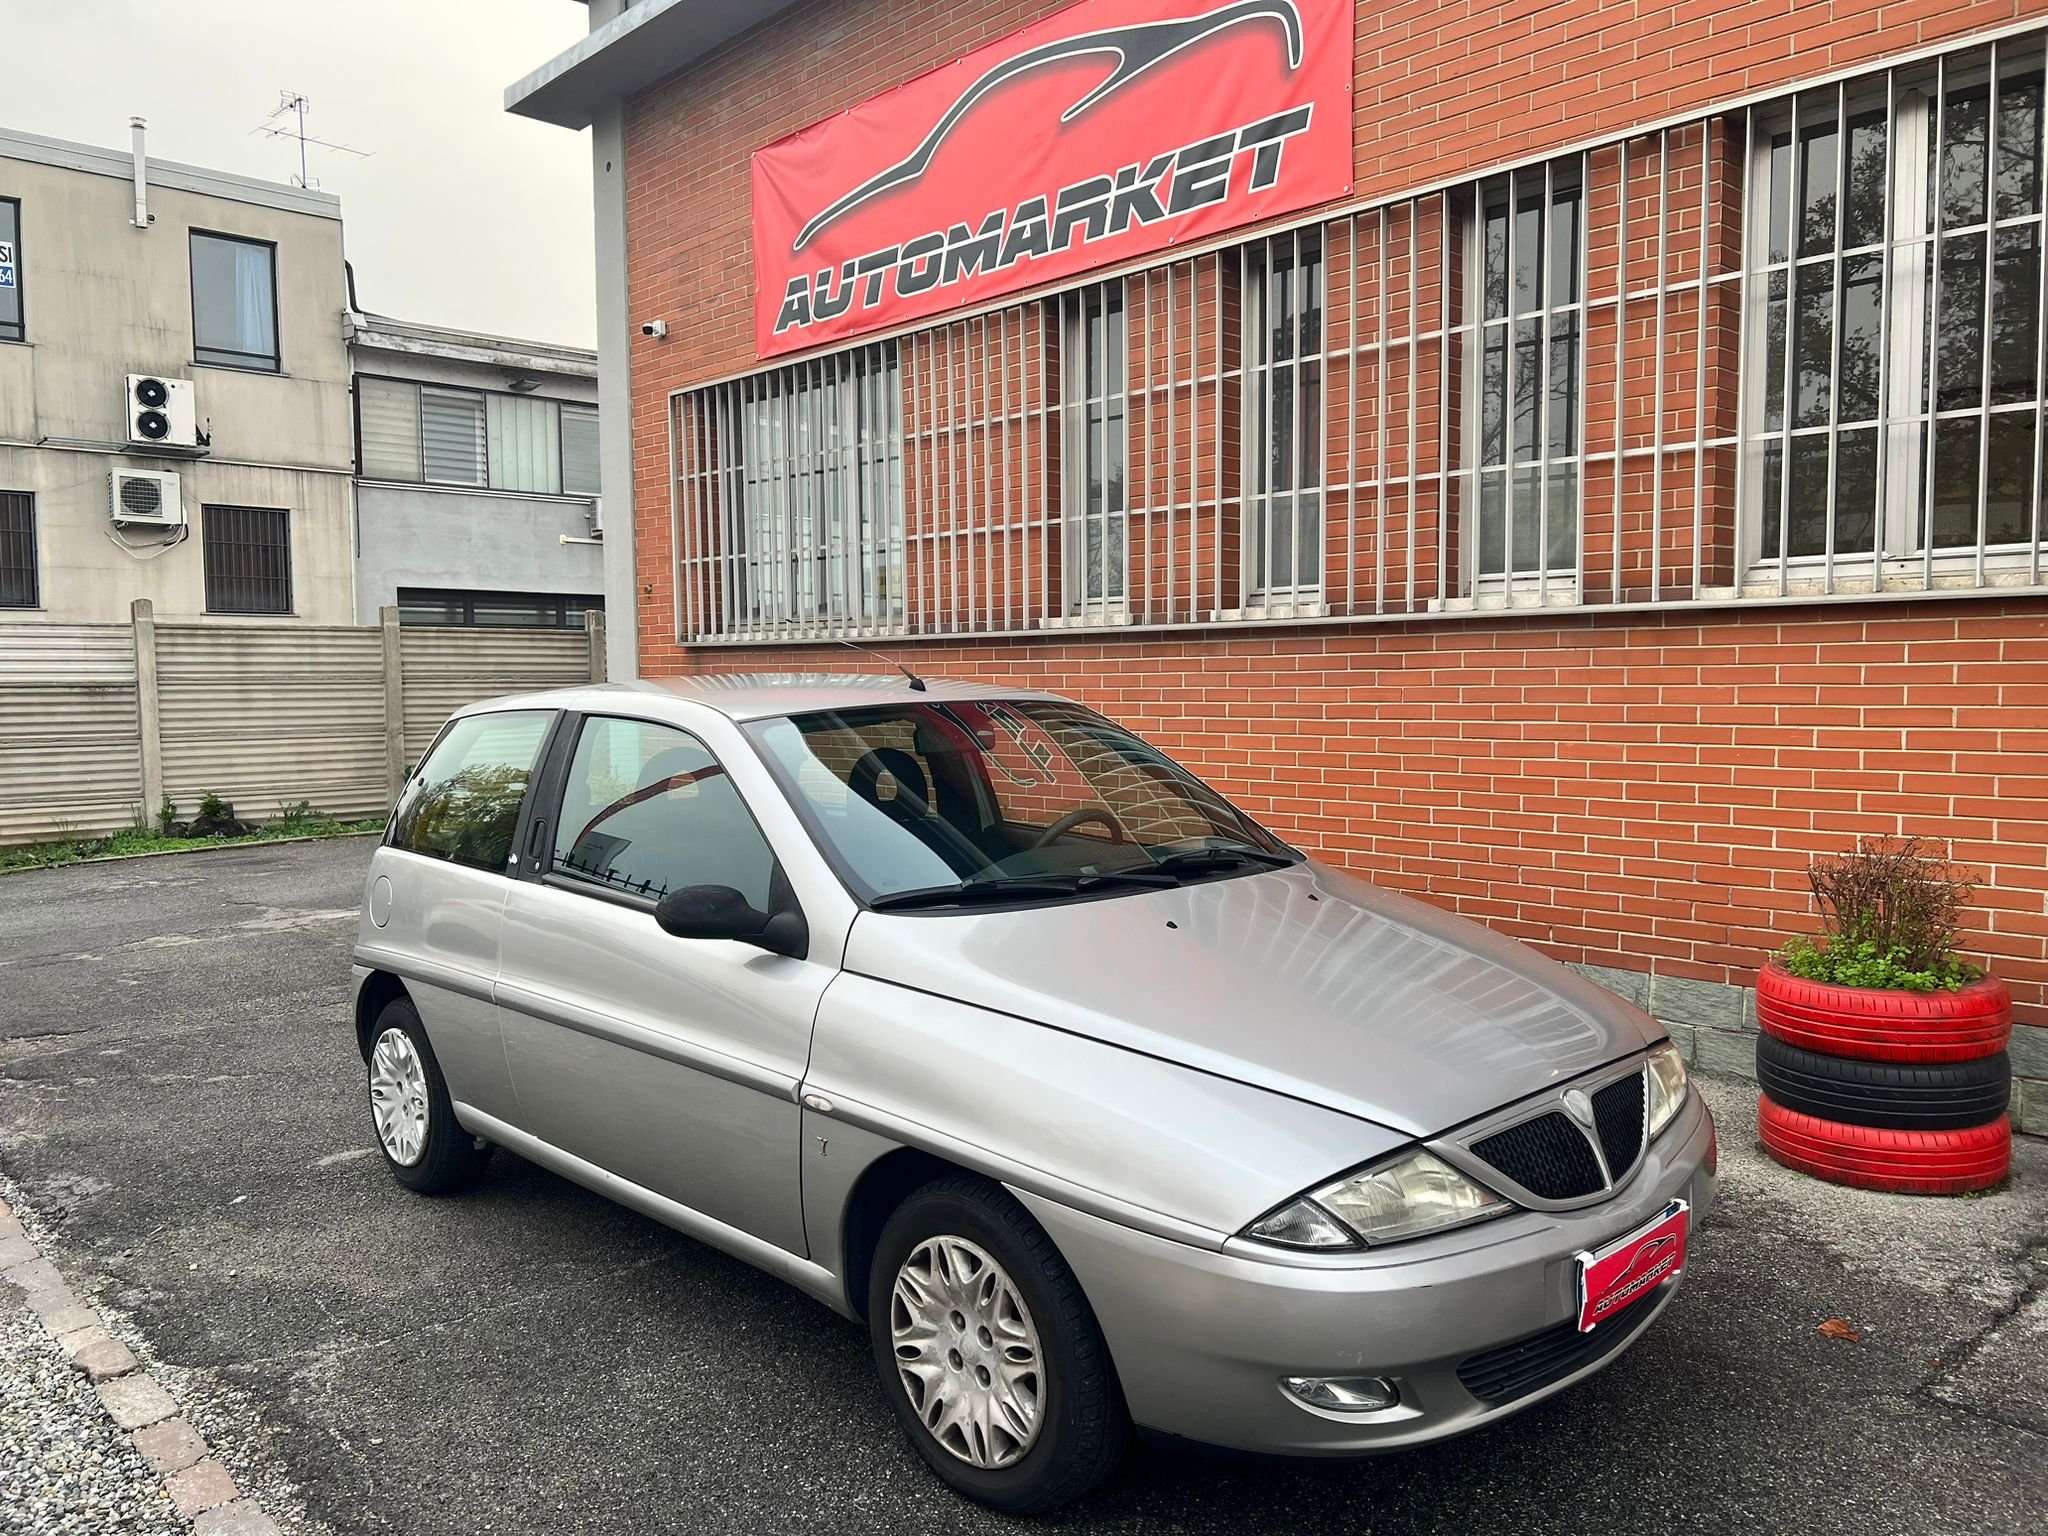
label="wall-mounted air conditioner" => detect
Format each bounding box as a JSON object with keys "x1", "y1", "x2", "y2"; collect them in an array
[
  {"x1": 109, "y1": 468, "x2": 185, "y2": 526},
  {"x1": 125, "y1": 374, "x2": 203, "y2": 450}
]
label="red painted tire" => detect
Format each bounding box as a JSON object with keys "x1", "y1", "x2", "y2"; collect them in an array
[
  {"x1": 1755, "y1": 960, "x2": 2011, "y2": 1064},
  {"x1": 1757, "y1": 1095, "x2": 2012, "y2": 1195}
]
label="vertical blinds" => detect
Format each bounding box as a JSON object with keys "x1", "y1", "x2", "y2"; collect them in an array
[
  {"x1": 486, "y1": 394, "x2": 561, "y2": 495},
  {"x1": 561, "y1": 403, "x2": 600, "y2": 496}
]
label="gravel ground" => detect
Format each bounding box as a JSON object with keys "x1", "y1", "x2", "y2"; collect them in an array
[{"x1": 0, "y1": 1291, "x2": 182, "y2": 1536}]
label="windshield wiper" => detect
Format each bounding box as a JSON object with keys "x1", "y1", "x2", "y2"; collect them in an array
[
  {"x1": 867, "y1": 875, "x2": 1086, "y2": 911},
  {"x1": 867, "y1": 866, "x2": 1181, "y2": 912},
  {"x1": 1147, "y1": 846, "x2": 1296, "y2": 876}
]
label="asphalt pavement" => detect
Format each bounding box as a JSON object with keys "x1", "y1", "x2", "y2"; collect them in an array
[{"x1": 0, "y1": 837, "x2": 2043, "y2": 1535}]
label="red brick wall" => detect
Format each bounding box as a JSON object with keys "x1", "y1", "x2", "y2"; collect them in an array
[{"x1": 681, "y1": 600, "x2": 2048, "y2": 1026}]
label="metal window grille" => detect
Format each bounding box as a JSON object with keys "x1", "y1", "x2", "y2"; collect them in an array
[
  {"x1": 670, "y1": 27, "x2": 2048, "y2": 644},
  {"x1": 202, "y1": 504, "x2": 292, "y2": 615},
  {"x1": 0, "y1": 491, "x2": 35, "y2": 608},
  {"x1": 674, "y1": 343, "x2": 903, "y2": 637}
]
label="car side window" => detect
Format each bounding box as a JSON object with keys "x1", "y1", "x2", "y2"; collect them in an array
[
  {"x1": 389, "y1": 710, "x2": 554, "y2": 872},
  {"x1": 550, "y1": 716, "x2": 775, "y2": 909}
]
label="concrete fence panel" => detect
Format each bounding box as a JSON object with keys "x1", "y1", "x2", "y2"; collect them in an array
[
  {"x1": 156, "y1": 623, "x2": 388, "y2": 823},
  {"x1": 0, "y1": 623, "x2": 144, "y2": 843},
  {"x1": 398, "y1": 626, "x2": 595, "y2": 768}
]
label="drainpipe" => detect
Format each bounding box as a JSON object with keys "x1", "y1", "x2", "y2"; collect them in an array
[{"x1": 129, "y1": 116, "x2": 149, "y2": 229}]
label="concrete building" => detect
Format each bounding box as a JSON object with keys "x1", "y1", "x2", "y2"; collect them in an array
[
  {"x1": 344, "y1": 310, "x2": 603, "y2": 627},
  {"x1": 508, "y1": 2, "x2": 2048, "y2": 1120},
  {"x1": 0, "y1": 122, "x2": 354, "y2": 624}
]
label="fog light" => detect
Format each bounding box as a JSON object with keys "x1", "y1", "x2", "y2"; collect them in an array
[{"x1": 1280, "y1": 1374, "x2": 1401, "y2": 1413}]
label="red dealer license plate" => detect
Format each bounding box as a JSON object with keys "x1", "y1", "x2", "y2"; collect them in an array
[{"x1": 1575, "y1": 1200, "x2": 1689, "y2": 1333}]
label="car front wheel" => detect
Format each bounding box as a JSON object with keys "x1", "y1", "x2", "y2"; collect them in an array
[
  {"x1": 366, "y1": 998, "x2": 488, "y2": 1194},
  {"x1": 868, "y1": 1174, "x2": 1127, "y2": 1513}
]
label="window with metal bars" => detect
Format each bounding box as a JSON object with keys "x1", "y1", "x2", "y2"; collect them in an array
[
  {"x1": 1057, "y1": 283, "x2": 1128, "y2": 613},
  {"x1": 202, "y1": 504, "x2": 292, "y2": 615},
  {"x1": 1744, "y1": 37, "x2": 2048, "y2": 575},
  {"x1": 1243, "y1": 230, "x2": 1325, "y2": 597},
  {"x1": 1467, "y1": 159, "x2": 1585, "y2": 586},
  {"x1": 0, "y1": 491, "x2": 35, "y2": 608}
]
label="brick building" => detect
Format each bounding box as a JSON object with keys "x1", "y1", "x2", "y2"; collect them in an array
[{"x1": 510, "y1": 0, "x2": 2048, "y2": 1127}]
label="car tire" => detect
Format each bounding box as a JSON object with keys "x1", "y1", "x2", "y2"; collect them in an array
[
  {"x1": 1755, "y1": 1033, "x2": 2011, "y2": 1130},
  {"x1": 868, "y1": 1174, "x2": 1127, "y2": 1514},
  {"x1": 1754, "y1": 960, "x2": 2011, "y2": 1064},
  {"x1": 366, "y1": 998, "x2": 489, "y2": 1195},
  {"x1": 1757, "y1": 1095, "x2": 2011, "y2": 1195}
]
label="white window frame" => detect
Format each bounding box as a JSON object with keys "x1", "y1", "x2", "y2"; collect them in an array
[
  {"x1": 1058, "y1": 282, "x2": 1129, "y2": 616},
  {"x1": 1740, "y1": 42, "x2": 2048, "y2": 584},
  {"x1": 1459, "y1": 159, "x2": 1587, "y2": 599},
  {"x1": 1241, "y1": 228, "x2": 1326, "y2": 602}
]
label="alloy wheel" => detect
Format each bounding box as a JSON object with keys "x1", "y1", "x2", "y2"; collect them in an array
[
  {"x1": 889, "y1": 1235, "x2": 1044, "y2": 1469},
  {"x1": 368, "y1": 1029, "x2": 430, "y2": 1167}
]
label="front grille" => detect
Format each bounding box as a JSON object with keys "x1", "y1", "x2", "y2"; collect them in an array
[
  {"x1": 1456, "y1": 1298, "x2": 1661, "y2": 1408},
  {"x1": 1592, "y1": 1070, "x2": 1647, "y2": 1179},
  {"x1": 1471, "y1": 1112, "x2": 1603, "y2": 1199}
]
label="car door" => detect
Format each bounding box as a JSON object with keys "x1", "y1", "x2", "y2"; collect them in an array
[
  {"x1": 361, "y1": 707, "x2": 558, "y2": 1124},
  {"x1": 493, "y1": 710, "x2": 829, "y2": 1257}
]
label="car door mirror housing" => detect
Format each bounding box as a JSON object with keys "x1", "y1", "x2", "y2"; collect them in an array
[{"x1": 655, "y1": 884, "x2": 808, "y2": 960}]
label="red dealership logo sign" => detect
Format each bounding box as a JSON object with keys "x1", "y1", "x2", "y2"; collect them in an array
[{"x1": 751, "y1": 0, "x2": 1353, "y2": 358}]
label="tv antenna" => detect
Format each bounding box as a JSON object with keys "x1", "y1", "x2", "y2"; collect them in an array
[{"x1": 251, "y1": 92, "x2": 368, "y2": 189}]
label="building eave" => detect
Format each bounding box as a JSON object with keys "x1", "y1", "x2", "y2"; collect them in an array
[
  {"x1": 504, "y1": 0, "x2": 805, "y2": 129},
  {"x1": 344, "y1": 310, "x2": 597, "y2": 379},
  {"x1": 0, "y1": 124, "x2": 341, "y2": 220}
]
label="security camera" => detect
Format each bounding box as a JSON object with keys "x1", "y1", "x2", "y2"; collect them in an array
[{"x1": 640, "y1": 319, "x2": 668, "y2": 339}]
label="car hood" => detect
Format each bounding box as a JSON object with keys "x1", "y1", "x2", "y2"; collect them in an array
[{"x1": 843, "y1": 861, "x2": 1662, "y2": 1138}]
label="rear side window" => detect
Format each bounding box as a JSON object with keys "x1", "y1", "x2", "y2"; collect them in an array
[
  {"x1": 551, "y1": 716, "x2": 775, "y2": 909},
  {"x1": 390, "y1": 710, "x2": 553, "y2": 872}
]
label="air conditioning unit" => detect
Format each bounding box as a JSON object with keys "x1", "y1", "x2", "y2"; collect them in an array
[
  {"x1": 109, "y1": 468, "x2": 185, "y2": 527},
  {"x1": 125, "y1": 374, "x2": 201, "y2": 450}
]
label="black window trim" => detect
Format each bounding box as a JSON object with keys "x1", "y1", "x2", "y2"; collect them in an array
[
  {"x1": 0, "y1": 489, "x2": 37, "y2": 609},
  {"x1": 394, "y1": 585, "x2": 604, "y2": 630},
  {"x1": 0, "y1": 196, "x2": 24, "y2": 345},
  {"x1": 353, "y1": 370, "x2": 600, "y2": 495},
  {"x1": 200, "y1": 503, "x2": 294, "y2": 616},
  {"x1": 189, "y1": 228, "x2": 282, "y2": 374},
  {"x1": 532, "y1": 710, "x2": 798, "y2": 927},
  {"x1": 385, "y1": 706, "x2": 566, "y2": 878}
]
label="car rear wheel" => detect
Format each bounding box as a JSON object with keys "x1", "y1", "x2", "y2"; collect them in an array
[
  {"x1": 868, "y1": 1174, "x2": 1126, "y2": 1514},
  {"x1": 367, "y1": 998, "x2": 488, "y2": 1195}
]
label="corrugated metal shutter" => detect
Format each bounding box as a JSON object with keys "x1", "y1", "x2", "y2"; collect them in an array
[
  {"x1": 358, "y1": 378, "x2": 421, "y2": 481},
  {"x1": 421, "y1": 388, "x2": 486, "y2": 487},
  {"x1": 561, "y1": 403, "x2": 600, "y2": 496},
  {"x1": 486, "y1": 394, "x2": 561, "y2": 494},
  {"x1": 0, "y1": 624, "x2": 143, "y2": 843},
  {"x1": 157, "y1": 623, "x2": 386, "y2": 821},
  {"x1": 400, "y1": 628, "x2": 589, "y2": 766}
]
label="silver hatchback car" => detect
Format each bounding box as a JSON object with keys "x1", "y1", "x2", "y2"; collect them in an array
[{"x1": 351, "y1": 674, "x2": 1716, "y2": 1513}]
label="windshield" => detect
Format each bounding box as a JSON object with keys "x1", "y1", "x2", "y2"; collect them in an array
[{"x1": 747, "y1": 700, "x2": 1297, "y2": 905}]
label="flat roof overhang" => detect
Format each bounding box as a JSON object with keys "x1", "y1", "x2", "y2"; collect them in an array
[{"x1": 505, "y1": 0, "x2": 806, "y2": 129}]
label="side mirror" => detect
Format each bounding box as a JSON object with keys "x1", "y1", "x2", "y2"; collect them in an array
[{"x1": 654, "y1": 884, "x2": 807, "y2": 959}]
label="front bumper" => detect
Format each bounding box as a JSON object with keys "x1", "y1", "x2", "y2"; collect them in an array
[{"x1": 1016, "y1": 1089, "x2": 1716, "y2": 1455}]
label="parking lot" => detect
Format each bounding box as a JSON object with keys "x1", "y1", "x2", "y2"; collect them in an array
[{"x1": 1, "y1": 836, "x2": 2044, "y2": 1534}]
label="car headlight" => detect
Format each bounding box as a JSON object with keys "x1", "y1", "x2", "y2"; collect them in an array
[
  {"x1": 1244, "y1": 1149, "x2": 1513, "y2": 1251},
  {"x1": 1646, "y1": 1042, "x2": 1689, "y2": 1139}
]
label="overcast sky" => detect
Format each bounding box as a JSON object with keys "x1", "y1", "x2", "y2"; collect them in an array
[{"x1": 8, "y1": 0, "x2": 598, "y2": 347}]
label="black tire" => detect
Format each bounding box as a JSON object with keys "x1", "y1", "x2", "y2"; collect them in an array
[
  {"x1": 1755, "y1": 1032, "x2": 2010, "y2": 1131},
  {"x1": 868, "y1": 1174, "x2": 1127, "y2": 1514},
  {"x1": 366, "y1": 998, "x2": 490, "y2": 1194}
]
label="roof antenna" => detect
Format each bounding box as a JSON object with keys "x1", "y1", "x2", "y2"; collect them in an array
[{"x1": 839, "y1": 638, "x2": 927, "y2": 691}]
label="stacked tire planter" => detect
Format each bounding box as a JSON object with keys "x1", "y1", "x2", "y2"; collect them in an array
[{"x1": 1754, "y1": 960, "x2": 2013, "y2": 1195}]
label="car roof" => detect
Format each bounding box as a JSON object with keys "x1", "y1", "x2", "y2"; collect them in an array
[{"x1": 450, "y1": 671, "x2": 1074, "y2": 726}]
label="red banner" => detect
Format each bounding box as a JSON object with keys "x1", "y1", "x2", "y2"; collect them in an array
[{"x1": 751, "y1": 0, "x2": 1353, "y2": 358}]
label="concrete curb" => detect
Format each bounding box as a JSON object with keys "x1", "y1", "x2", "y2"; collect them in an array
[
  {"x1": 0, "y1": 1193, "x2": 281, "y2": 1536},
  {"x1": 0, "y1": 828, "x2": 381, "y2": 878}
]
